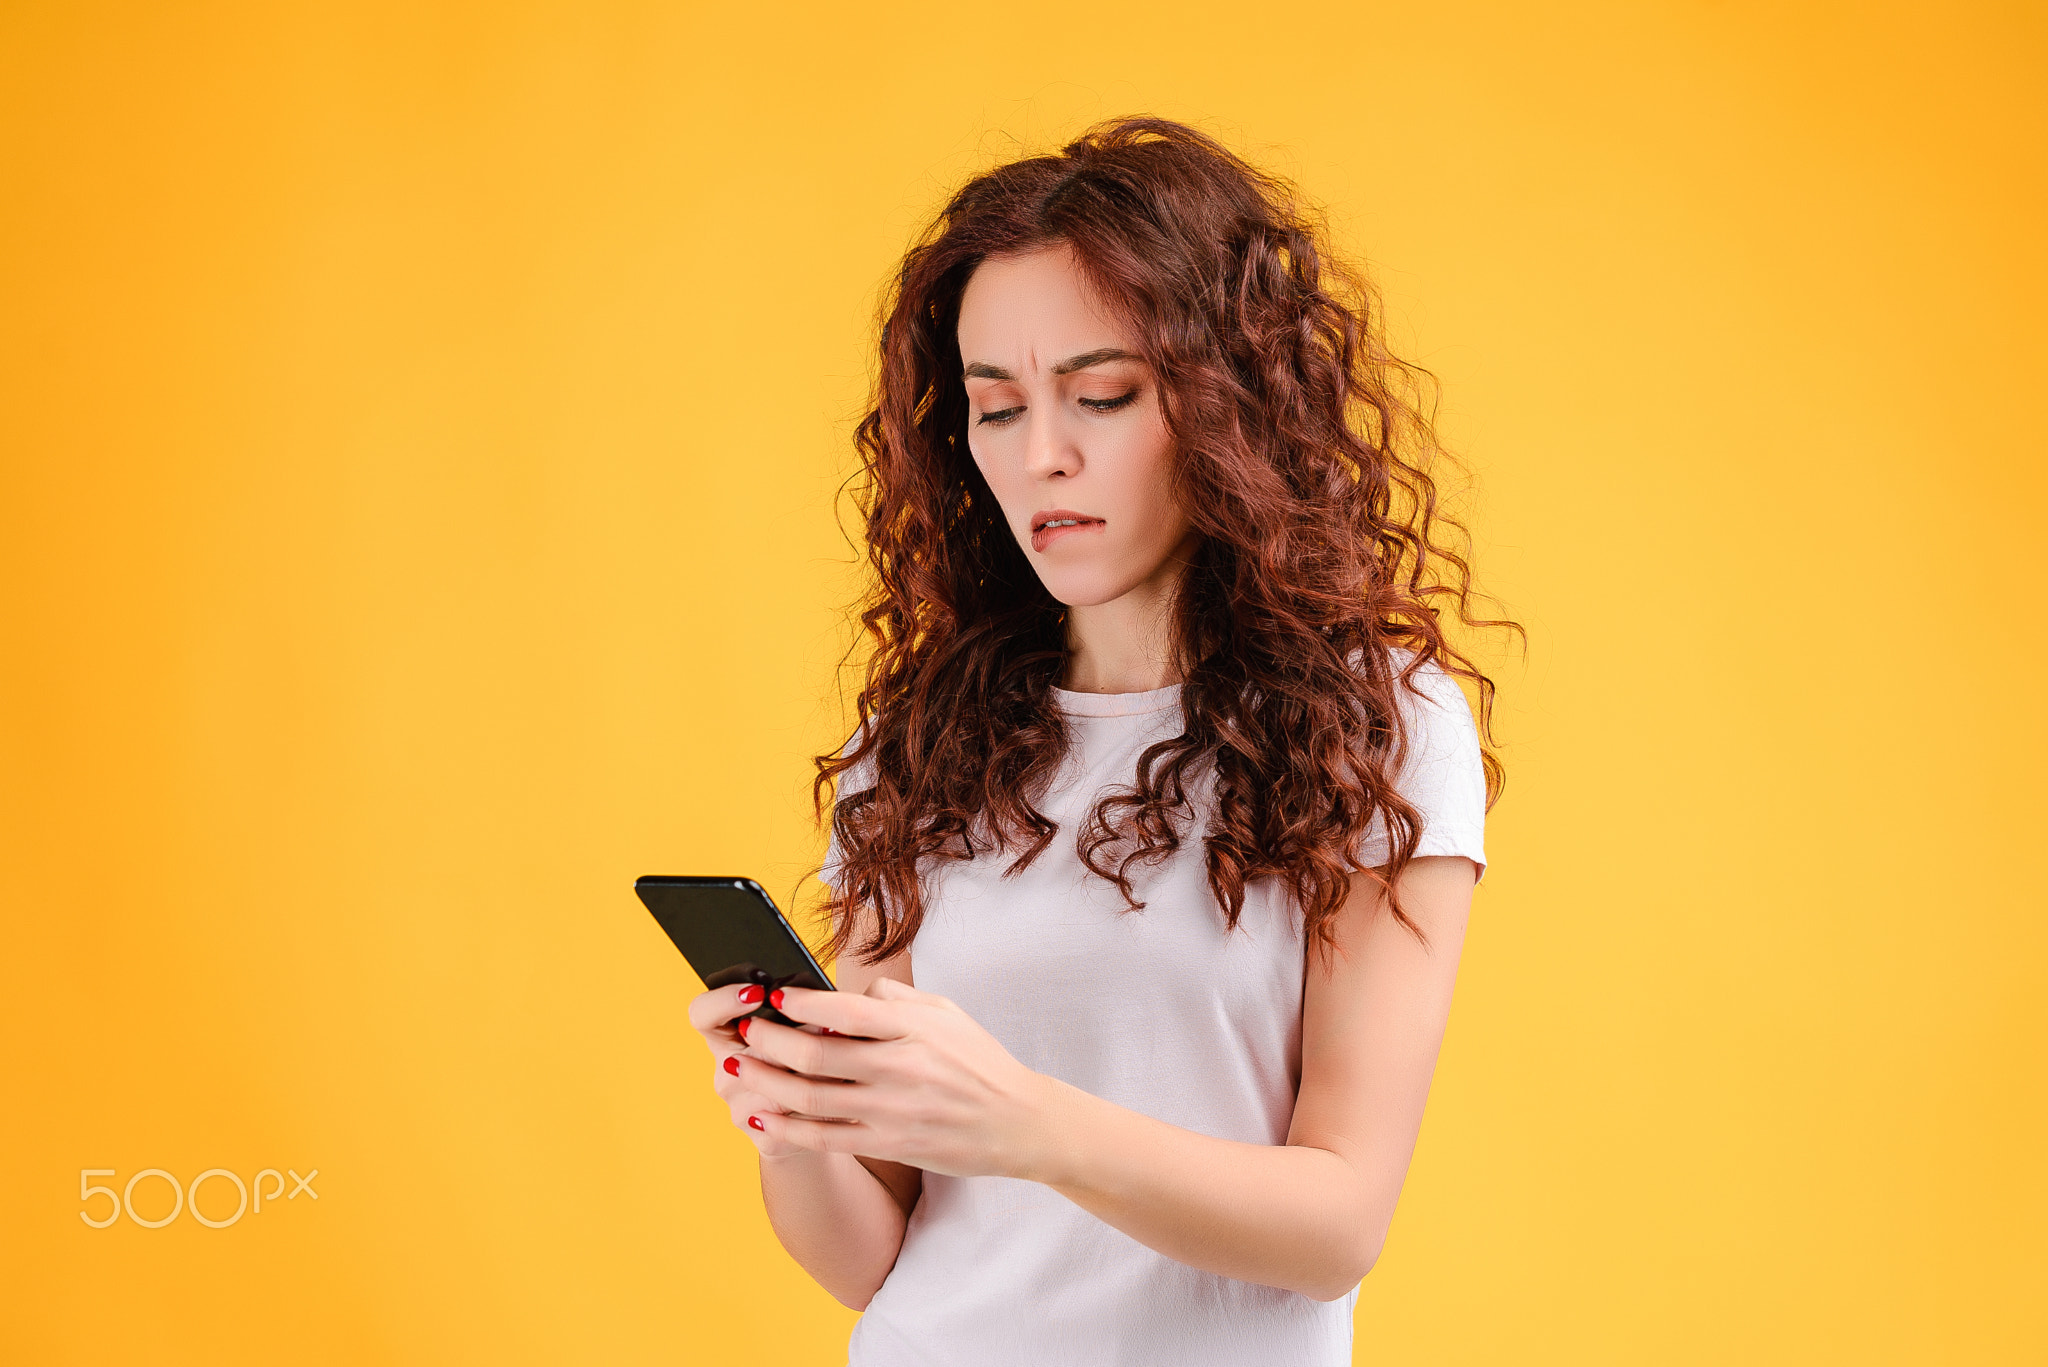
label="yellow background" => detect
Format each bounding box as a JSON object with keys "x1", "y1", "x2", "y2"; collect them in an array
[{"x1": 3, "y1": 1, "x2": 2042, "y2": 1361}]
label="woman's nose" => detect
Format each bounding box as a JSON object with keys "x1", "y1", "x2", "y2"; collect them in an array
[{"x1": 1021, "y1": 405, "x2": 1080, "y2": 480}]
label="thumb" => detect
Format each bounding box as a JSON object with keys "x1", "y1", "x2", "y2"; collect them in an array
[{"x1": 865, "y1": 975, "x2": 931, "y2": 1003}]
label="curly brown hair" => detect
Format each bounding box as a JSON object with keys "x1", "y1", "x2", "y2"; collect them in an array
[{"x1": 816, "y1": 115, "x2": 1520, "y2": 963}]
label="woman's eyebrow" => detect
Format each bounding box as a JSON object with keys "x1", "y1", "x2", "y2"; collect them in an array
[
  {"x1": 1052, "y1": 347, "x2": 1141, "y2": 375},
  {"x1": 961, "y1": 348, "x2": 1142, "y2": 381}
]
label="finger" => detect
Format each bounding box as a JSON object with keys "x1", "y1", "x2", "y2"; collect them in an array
[
  {"x1": 713, "y1": 1048, "x2": 790, "y2": 1096},
  {"x1": 750, "y1": 1110, "x2": 873, "y2": 1155},
  {"x1": 688, "y1": 983, "x2": 769, "y2": 1034},
  {"x1": 730, "y1": 1090, "x2": 790, "y2": 1122},
  {"x1": 734, "y1": 1054, "x2": 866, "y2": 1123},
  {"x1": 740, "y1": 1015, "x2": 880, "y2": 1082},
  {"x1": 768, "y1": 986, "x2": 914, "y2": 1040}
]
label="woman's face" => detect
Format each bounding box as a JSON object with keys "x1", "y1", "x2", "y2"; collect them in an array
[{"x1": 957, "y1": 243, "x2": 1197, "y2": 609}]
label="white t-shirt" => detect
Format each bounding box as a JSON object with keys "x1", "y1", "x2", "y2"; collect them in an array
[{"x1": 822, "y1": 653, "x2": 1487, "y2": 1367}]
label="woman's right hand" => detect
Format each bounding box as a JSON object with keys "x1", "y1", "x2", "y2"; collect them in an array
[{"x1": 687, "y1": 984, "x2": 811, "y2": 1158}]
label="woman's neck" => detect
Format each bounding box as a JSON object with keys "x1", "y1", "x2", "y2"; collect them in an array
[{"x1": 1059, "y1": 555, "x2": 1191, "y2": 695}]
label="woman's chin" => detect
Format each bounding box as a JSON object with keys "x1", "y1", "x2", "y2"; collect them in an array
[{"x1": 1036, "y1": 570, "x2": 1145, "y2": 610}]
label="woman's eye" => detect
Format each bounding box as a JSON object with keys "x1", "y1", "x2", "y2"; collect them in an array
[
  {"x1": 976, "y1": 406, "x2": 1024, "y2": 426},
  {"x1": 1080, "y1": 389, "x2": 1140, "y2": 413}
]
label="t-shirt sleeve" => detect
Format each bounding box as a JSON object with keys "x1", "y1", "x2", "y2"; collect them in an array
[
  {"x1": 1355, "y1": 656, "x2": 1490, "y2": 882},
  {"x1": 818, "y1": 726, "x2": 878, "y2": 893}
]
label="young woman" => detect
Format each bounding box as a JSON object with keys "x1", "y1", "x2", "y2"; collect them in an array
[{"x1": 686, "y1": 116, "x2": 1515, "y2": 1365}]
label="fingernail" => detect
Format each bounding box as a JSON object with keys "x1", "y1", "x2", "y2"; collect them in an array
[
  {"x1": 722, "y1": 1056, "x2": 741, "y2": 1077},
  {"x1": 769, "y1": 989, "x2": 785, "y2": 1010},
  {"x1": 735, "y1": 1017, "x2": 751, "y2": 1041},
  {"x1": 747, "y1": 1115, "x2": 765, "y2": 1131},
  {"x1": 819, "y1": 1027, "x2": 840, "y2": 1037},
  {"x1": 737, "y1": 985, "x2": 764, "y2": 1004}
]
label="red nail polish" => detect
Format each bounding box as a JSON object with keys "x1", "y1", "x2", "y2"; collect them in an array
[
  {"x1": 735, "y1": 1017, "x2": 751, "y2": 1041},
  {"x1": 737, "y1": 985, "x2": 764, "y2": 1004},
  {"x1": 747, "y1": 1115, "x2": 765, "y2": 1131},
  {"x1": 722, "y1": 1056, "x2": 740, "y2": 1076},
  {"x1": 769, "y1": 989, "x2": 785, "y2": 1010},
  {"x1": 819, "y1": 1027, "x2": 838, "y2": 1037}
]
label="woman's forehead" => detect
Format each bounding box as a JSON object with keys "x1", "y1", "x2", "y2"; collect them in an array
[{"x1": 957, "y1": 246, "x2": 1135, "y2": 364}]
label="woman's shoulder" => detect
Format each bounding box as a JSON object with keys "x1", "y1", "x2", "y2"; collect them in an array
[
  {"x1": 1349, "y1": 644, "x2": 1477, "y2": 726},
  {"x1": 1344, "y1": 643, "x2": 1485, "y2": 802},
  {"x1": 828, "y1": 720, "x2": 880, "y2": 798},
  {"x1": 1351, "y1": 644, "x2": 1489, "y2": 875}
]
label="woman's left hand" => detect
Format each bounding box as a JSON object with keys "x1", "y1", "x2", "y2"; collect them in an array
[{"x1": 728, "y1": 979, "x2": 1059, "y2": 1181}]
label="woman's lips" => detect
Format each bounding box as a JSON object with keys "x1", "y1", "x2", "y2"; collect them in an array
[{"x1": 1030, "y1": 515, "x2": 1105, "y2": 553}]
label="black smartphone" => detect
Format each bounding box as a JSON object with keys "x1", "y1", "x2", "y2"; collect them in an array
[{"x1": 634, "y1": 875, "x2": 834, "y2": 1027}]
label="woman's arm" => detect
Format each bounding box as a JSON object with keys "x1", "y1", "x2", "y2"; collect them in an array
[
  {"x1": 753, "y1": 947, "x2": 922, "y2": 1310},
  {"x1": 1030, "y1": 854, "x2": 1474, "y2": 1298},
  {"x1": 736, "y1": 854, "x2": 1475, "y2": 1302},
  {"x1": 690, "y1": 931, "x2": 920, "y2": 1311}
]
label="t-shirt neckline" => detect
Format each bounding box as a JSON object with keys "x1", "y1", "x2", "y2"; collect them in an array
[{"x1": 1050, "y1": 682, "x2": 1184, "y2": 717}]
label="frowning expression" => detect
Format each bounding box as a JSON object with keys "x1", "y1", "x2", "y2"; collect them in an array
[{"x1": 957, "y1": 243, "x2": 1197, "y2": 608}]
